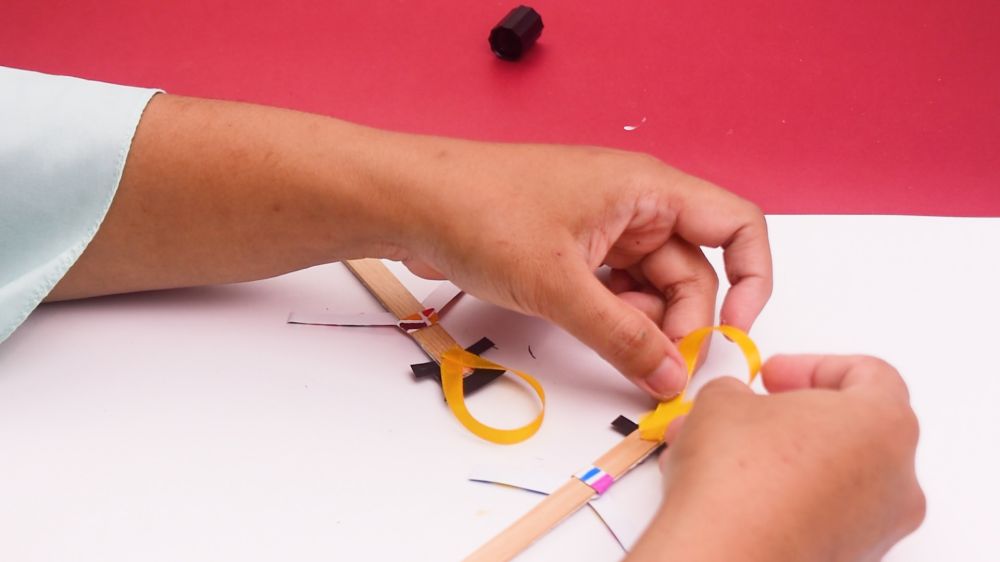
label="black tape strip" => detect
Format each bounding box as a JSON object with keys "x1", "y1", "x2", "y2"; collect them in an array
[
  {"x1": 465, "y1": 337, "x2": 496, "y2": 356},
  {"x1": 410, "y1": 337, "x2": 502, "y2": 397},
  {"x1": 461, "y1": 368, "x2": 505, "y2": 395},
  {"x1": 611, "y1": 415, "x2": 639, "y2": 437},
  {"x1": 410, "y1": 361, "x2": 441, "y2": 379}
]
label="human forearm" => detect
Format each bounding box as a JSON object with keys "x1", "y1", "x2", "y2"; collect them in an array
[
  {"x1": 50, "y1": 93, "x2": 417, "y2": 299},
  {"x1": 627, "y1": 488, "x2": 811, "y2": 562}
]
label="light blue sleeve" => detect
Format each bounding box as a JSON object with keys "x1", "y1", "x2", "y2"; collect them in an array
[{"x1": 0, "y1": 67, "x2": 161, "y2": 344}]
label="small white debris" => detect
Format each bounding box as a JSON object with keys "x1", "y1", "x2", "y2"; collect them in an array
[{"x1": 623, "y1": 116, "x2": 647, "y2": 131}]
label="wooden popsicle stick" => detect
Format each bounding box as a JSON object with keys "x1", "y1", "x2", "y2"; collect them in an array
[
  {"x1": 465, "y1": 430, "x2": 661, "y2": 561},
  {"x1": 344, "y1": 258, "x2": 424, "y2": 318},
  {"x1": 347, "y1": 258, "x2": 660, "y2": 556},
  {"x1": 467, "y1": 479, "x2": 595, "y2": 562},
  {"x1": 344, "y1": 258, "x2": 460, "y2": 362}
]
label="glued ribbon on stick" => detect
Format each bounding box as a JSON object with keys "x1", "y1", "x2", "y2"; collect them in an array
[
  {"x1": 397, "y1": 307, "x2": 440, "y2": 333},
  {"x1": 638, "y1": 325, "x2": 761, "y2": 442},
  {"x1": 441, "y1": 347, "x2": 545, "y2": 445}
]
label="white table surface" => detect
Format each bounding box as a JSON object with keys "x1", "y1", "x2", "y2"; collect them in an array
[{"x1": 1, "y1": 215, "x2": 998, "y2": 561}]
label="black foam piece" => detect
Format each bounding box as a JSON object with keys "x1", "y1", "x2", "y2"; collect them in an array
[
  {"x1": 611, "y1": 415, "x2": 666, "y2": 462},
  {"x1": 410, "y1": 337, "x2": 504, "y2": 397}
]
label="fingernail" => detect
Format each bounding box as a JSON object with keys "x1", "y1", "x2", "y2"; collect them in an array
[{"x1": 646, "y1": 356, "x2": 687, "y2": 399}]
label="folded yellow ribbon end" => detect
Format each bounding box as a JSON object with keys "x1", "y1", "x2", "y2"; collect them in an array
[{"x1": 637, "y1": 325, "x2": 761, "y2": 442}]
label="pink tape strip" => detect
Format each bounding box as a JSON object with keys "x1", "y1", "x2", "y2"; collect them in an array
[{"x1": 590, "y1": 474, "x2": 615, "y2": 495}]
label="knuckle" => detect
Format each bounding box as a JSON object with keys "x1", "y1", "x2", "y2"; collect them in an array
[
  {"x1": 905, "y1": 484, "x2": 928, "y2": 532},
  {"x1": 659, "y1": 270, "x2": 718, "y2": 306},
  {"x1": 858, "y1": 355, "x2": 899, "y2": 375},
  {"x1": 740, "y1": 205, "x2": 770, "y2": 247},
  {"x1": 857, "y1": 355, "x2": 911, "y2": 403},
  {"x1": 618, "y1": 153, "x2": 676, "y2": 189},
  {"x1": 871, "y1": 401, "x2": 920, "y2": 453},
  {"x1": 900, "y1": 407, "x2": 921, "y2": 444},
  {"x1": 743, "y1": 200, "x2": 766, "y2": 221},
  {"x1": 680, "y1": 263, "x2": 721, "y2": 293}
]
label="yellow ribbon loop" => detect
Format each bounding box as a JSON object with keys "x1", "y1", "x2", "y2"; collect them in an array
[
  {"x1": 638, "y1": 325, "x2": 761, "y2": 441},
  {"x1": 440, "y1": 347, "x2": 546, "y2": 445}
]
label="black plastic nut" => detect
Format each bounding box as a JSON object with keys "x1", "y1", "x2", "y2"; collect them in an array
[{"x1": 489, "y1": 6, "x2": 544, "y2": 61}]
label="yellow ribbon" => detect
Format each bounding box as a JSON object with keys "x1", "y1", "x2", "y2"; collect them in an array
[
  {"x1": 440, "y1": 347, "x2": 546, "y2": 445},
  {"x1": 638, "y1": 325, "x2": 761, "y2": 441}
]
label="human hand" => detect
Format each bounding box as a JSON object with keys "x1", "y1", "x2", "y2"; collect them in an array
[
  {"x1": 627, "y1": 355, "x2": 925, "y2": 561},
  {"x1": 384, "y1": 140, "x2": 772, "y2": 400},
  {"x1": 22, "y1": 88, "x2": 915, "y2": 561},
  {"x1": 54, "y1": 94, "x2": 768, "y2": 401}
]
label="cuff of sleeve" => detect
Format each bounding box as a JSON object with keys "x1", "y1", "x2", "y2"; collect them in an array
[{"x1": 0, "y1": 67, "x2": 162, "y2": 344}]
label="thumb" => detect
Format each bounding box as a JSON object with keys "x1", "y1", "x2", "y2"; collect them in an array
[
  {"x1": 663, "y1": 414, "x2": 688, "y2": 444},
  {"x1": 542, "y1": 267, "x2": 688, "y2": 400},
  {"x1": 658, "y1": 414, "x2": 689, "y2": 474}
]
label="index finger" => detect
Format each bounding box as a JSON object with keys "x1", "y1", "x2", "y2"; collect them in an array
[{"x1": 667, "y1": 173, "x2": 773, "y2": 330}]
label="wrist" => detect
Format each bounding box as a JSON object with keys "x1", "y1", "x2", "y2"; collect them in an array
[
  {"x1": 299, "y1": 122, "x2": 395, "y2": 259},
  {"x1": 627, "y1": 483, "x2": 813, "y2": 562},
  {"x1": 310, "y1": 121, "x2": 461, "y2": 262}
]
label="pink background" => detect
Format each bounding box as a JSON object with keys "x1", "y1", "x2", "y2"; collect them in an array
[{"x1": 4, "y1": 0, "x2": 998, "y2": 215}]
